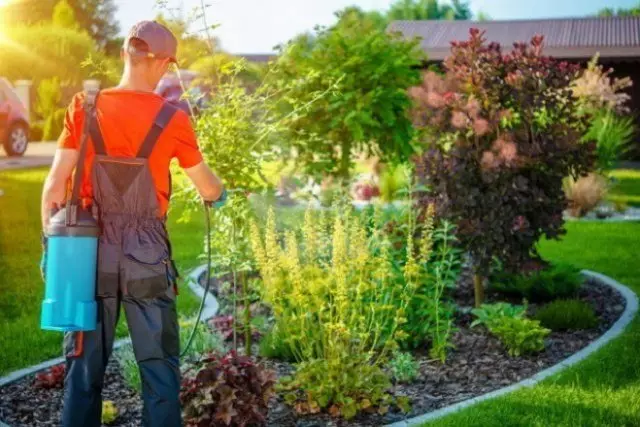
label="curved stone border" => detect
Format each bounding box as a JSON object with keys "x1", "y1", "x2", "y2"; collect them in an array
[
  {"x1": 386, "y1": 270, "x2": 639, "y2": 427},
  {"x1": 185, "y1": 263, "x2": 220, "y2": 320},
  {"x1": 0, "y1": 264, "x2": 218, "y2": 410},
  {"x1": 564, "y1": 207, "x2": 640, "y2": 223}
]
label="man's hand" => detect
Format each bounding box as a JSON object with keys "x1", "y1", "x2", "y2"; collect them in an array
[
  {"x1": 183, "y1": 161, "x2": 224, "y2": 203},
  {"x1": 41, "y1": 149, "x2": 78, "y2": 230},
  {"x1": 205, "y1": 188, "x2": 228, "y2": 209}
]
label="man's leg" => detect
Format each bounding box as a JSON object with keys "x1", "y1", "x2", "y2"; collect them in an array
[
  {"x1": 61, "y1": 295, "x2": 120, "y2": 427},
  {"x1": 123, "y1": 286, "x2": 181, "y2": 427}
]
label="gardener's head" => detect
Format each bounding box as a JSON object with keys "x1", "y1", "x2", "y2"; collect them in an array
[{"x1": 121, "y1": 20, "x2": 178, "y2": 87}]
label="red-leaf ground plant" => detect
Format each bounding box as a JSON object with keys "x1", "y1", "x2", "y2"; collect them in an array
[
  {"x1": 33, "y1": 363, "x2": 65, "y2": 389},
  {"x1": 180, "y1": 351, "x2": 277, "y2": 427},
  {"x1": 410, "y1": 29, "x2": 596, "y2": 306}
]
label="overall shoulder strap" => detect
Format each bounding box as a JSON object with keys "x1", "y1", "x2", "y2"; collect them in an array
[
  {"x1": 137, "y1": 102, "x2": 179, "y2": 159},
  {"x1": 66, "y1": 90, "x2": 100, "y2": 226},
  {"x1": 88, "y1": 100, "x2": 106, "y2": 155}
]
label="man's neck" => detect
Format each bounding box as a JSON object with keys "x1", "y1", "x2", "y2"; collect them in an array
[{"x1": 118, "y1": 73, "x2": 156, "y2": 92}]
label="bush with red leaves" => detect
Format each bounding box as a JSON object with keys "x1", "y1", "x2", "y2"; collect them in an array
[
  {"x1": 33, "y1": 364, "x2": 65, "y2": 389},
  {"x1": 181, "y1": 351, "x2": 276, "y2": 427},
  {"x1": 209, "y1": 315, "x2": 235, "y2": 341},
  {"x1": 410, "y1": 29, "x2": 596, "y2": 284}
]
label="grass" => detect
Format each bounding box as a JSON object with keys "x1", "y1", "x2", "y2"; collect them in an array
[
  {"x1": 423, "y1": 221, "x2": 640, "y2": 427},
  {"x1": 608, "y1": 169, "x2": 640, "y2": 207},
  {"x1": 0, "y1": 168, "x2": 202, "y2": 375}
]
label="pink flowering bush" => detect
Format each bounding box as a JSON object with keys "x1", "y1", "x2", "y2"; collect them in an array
[{"x1": 410, "y1": 29, "x2": 596, "y2": 305}]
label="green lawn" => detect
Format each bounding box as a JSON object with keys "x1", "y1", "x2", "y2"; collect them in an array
[
  {"x1": 608, "y1": 169, "x2": 640, "y2": 207},
  {"x1": 423, "y1": 222, "x2": 640, "y2": 427},
  {"x1": 0, "y1": 168, "x2": 201, "y2": 375}
]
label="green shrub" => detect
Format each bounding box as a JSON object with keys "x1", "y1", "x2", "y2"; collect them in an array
[
  {"x1": 35, "y1": 77, "x2": 66, "y2": 142},
  {"x1": 179, "y1": 318, "x2": 224, "y2": 359},
  {"x1": 116, "y1": 319, "x2": 224, "y2": 392},
  {"x1": 583, "y1": 109, "x2": 636, "y2": 173},
  {"x1": 488, "y1": 317, "x2": 550, "y2": 357},
  {"x1": 534, "y1": 299, "x2": 598, "y2": 331},
  {"x1": 250, "y1": 203, "x2": 434, "y2": 418},
  {"x1": 490, "y1": 264, "x2": 583, "y2": 302},
  {"x1": 114, "y1": 345, "x2": 140, "y2": 392},
  {"x1": 471, "y1": 302, "x2": 526, "y2": 329},
  {"x1": 360, "y1": 202, "x2": 461, "y2": 357},
  {"x1": 258, "y1": 328, "x2": 296, "y2": 362},
  {"x1": 401, "y1": 220, "x2": 460, "y2": 359},
  {"x1": 388, "y1": 351, "x2": 419, "y2": 383},
  {"x1": 379, "y1": 163, "x2": 410, "y2": 202}
]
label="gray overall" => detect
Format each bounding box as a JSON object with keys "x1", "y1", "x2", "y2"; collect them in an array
[{"x1": 62, "y1": 99, "x2": 182, "y2": 427}]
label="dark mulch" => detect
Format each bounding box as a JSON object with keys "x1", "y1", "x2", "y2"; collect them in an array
[
  {"x1": 0, "y1": 362, "x2": 141, "y2": 427},
  {"x1": 0, "y1": 277, "x2": 625, "y2": 427}
]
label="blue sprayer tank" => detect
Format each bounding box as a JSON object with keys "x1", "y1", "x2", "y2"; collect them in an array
[{"x1": 40, "y1": 207, "x2": 100, "y2": 332}]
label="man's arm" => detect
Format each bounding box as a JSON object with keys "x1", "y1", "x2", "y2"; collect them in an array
[
  {"x1": 41, "y1": 149, "x2": 78, "y2": 229},
  {"x1": 183, "y1": 161, "x2": 224, "y2": 202}
]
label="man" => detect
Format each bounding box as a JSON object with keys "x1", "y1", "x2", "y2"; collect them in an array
[{"x1": 40, "y1": 21, "x2": 224, "y2": 427}]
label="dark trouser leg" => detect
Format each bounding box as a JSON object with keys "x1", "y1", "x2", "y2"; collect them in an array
[
  {"x1": 62, "y1": 295, "x2": 120, "y2": 427},
  {"x1": 123, "y1": 287, "x2": 181, "y2": 427}
]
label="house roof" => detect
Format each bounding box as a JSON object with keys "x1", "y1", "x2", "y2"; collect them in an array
[{"x1": 388, "y1": 17, "x2": 640, "y2": 61}]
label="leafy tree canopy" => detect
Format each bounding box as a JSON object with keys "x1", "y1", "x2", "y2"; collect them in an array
[
  {"x1": 387, "y1": 0, "x2": 472, "y2": 21},
  {"x1": 1, "y1": 0, "x2": 119, "y2": 47},
  {"x1": 269, "y1": 7, "x2": 424, "y2": 179},
  {"x1": 597, "y1": 2, "x2": 640, "y2": 16},
  {"x1": 154, "y1": 13, "x2": 218, "y2": 69},
  {"x1": 0, "y1": 23, "x2": 100, "y2": 84},
  {"x1": 52, "y1": 0, "x2": 78, "y2": 30}
]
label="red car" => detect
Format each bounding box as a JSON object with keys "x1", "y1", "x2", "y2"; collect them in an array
[{"x1": 0, "y1": 78, "x2": 29, "y2": 157}]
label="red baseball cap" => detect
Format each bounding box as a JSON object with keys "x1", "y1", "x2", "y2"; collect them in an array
[{"x1": 124, "y1": 20, "x2": 178, "y2": 63}]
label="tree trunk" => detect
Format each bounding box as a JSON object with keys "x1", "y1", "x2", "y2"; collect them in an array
[
  {"x1": 473, "y1": 273, "x2": 485, "y2": 308},
  {"x1": 339, "y1": 137, "x2": 352, "y2": 181}
]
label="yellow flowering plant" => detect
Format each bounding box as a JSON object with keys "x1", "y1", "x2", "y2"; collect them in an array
[{"x1": 250, "y1": 193, "x2": 436, "y2": 418}]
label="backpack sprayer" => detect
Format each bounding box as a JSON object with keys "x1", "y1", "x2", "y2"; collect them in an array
[{"x1": 40, "y1": 93, "x2": 101, "y2": 333}]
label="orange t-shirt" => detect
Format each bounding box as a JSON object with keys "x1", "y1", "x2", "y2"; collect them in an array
[{"x1": 57, "y1": 89, "x2": 203, "y2": 216}]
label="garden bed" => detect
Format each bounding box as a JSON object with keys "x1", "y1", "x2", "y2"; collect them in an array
[
  {"x1": 565, "y1": 206, "x2": 640, "y2": 222},
  {"x1": 0, "y1": 275, "x2": 625, "y2": 427},
  {"x1": 262, "y1": 275, "x2": 625, "y2": 427}
]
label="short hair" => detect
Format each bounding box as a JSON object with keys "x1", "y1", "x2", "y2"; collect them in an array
[{"x1": 126, "y1": 38, "x2": 151, "y2": 66}]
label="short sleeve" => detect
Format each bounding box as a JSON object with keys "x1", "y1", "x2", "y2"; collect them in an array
[
  {"x1": 56, "y1": 92, "x2": 86, "y2": 150},
  {"x1": 172, "y1": 111, "x2": 203, "y2": 168}
]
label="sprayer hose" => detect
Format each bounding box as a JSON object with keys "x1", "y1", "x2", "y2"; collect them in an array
[{"x1": 180, "y1": 202, "x2": 213, "y2": 359}]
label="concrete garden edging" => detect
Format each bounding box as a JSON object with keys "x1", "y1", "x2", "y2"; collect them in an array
[
  {"x1": 0, "y1": 265, "x2": 218, "y2": 423},
  {"x1": 386, "y1": 270, "x2": 639, "y2": 427}
]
